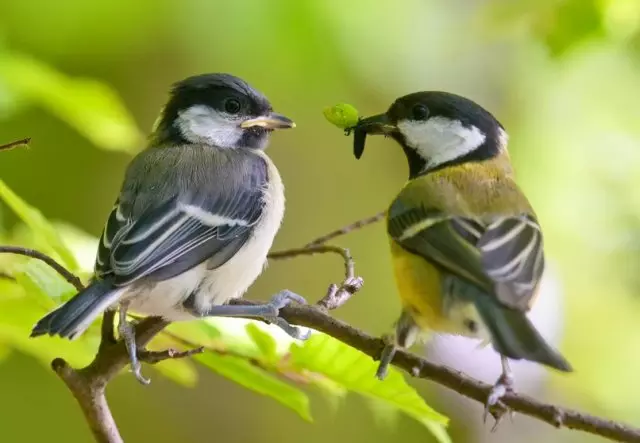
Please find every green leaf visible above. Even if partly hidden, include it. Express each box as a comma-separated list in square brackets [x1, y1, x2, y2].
[199, 317, 300, 358]
[0, 342, 13, 364]
[196, 351, 311, 422]
[290, 334, 449, 440]
[0, 52, 142, 152]
[0, 179, 78, 269]
[152, 358, 198, 388]
[418, 420, 451, 443]
[366, 397, 401, 429]
[14, 258, 76, 304]
[323, 103, 360, 129]
[245, 322, 278, 364]
[52, 222, 99, 275]
[0, 297, 98, 367]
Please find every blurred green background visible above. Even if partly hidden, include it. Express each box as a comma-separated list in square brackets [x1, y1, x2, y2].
[2, 0, 640, 442]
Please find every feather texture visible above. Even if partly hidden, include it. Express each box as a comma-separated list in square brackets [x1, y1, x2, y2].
[387, 157, 544, 311]
[95, 144, 268, 288]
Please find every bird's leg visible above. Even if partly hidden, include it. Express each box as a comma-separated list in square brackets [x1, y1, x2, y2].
[376, 309, 419, 380]
[118, 302, 150, 385]
[376, 334, 398, 380]
[184, 290, 310, 340]
[484, 355, 514, 424]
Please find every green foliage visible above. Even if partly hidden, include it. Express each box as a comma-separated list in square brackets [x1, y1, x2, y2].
[290, 334, 450, 441]
[0, 178, 448, 440]
[197, 351, 312, 422]
[0, 179, 78, 269]
[0, 52, 142, 152]
[14, 258, 76, 305]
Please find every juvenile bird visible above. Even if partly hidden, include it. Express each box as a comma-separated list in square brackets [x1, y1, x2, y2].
[31, 73, 305, 383]
[352, 91, 572, 409]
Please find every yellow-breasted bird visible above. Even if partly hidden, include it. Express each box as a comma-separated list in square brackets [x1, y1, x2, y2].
[351, 91, 572, 407]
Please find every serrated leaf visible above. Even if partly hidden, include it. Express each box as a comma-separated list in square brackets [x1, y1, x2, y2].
[245, 322, 278, 364]
[200, 317, 299, 358]
[14, 258, 76, 304]
[196, 351, 311, 422]
[152, 358, 198, 388]
[0, 179, 78, 269]
[290, 334, 449, 440]
[419, 420, 451, 443]
[0, 52, 142, 152]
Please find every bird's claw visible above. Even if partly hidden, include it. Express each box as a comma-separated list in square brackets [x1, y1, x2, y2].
[130, 360, 151, 385]
[265, 290, 307, 314]
[118, 305, 150, 385]
[483, 371, 514, 426]
[264, 315, 311, 341]
[263, 290, 310, 340]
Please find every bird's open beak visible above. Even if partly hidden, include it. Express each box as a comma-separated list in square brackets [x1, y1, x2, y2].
[241, 113, 296, 130]
[352, 113, 396, 159]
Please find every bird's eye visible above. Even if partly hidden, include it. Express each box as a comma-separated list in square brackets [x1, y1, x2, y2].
[224, 98, 242, 114]
[412, 104, 429, 121]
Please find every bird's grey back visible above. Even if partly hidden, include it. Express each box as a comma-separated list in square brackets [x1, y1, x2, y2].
[119, 144, 268, 218]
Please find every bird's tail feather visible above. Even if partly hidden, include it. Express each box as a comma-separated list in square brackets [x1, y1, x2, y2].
[30, 278, 121, 340]
[473, 296, 572, 372]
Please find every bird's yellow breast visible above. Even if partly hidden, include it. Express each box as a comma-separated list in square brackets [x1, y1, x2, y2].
[389, 240, 481, 336]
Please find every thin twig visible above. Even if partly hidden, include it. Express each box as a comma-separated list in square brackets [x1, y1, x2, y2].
[138, 347, 205, 364]
[269, 244, 363, 310]
[4, 222, 639, 442]
[0, 246, 84, 291]
[0, 138, 31, 152]
[304, 211, 386, 246]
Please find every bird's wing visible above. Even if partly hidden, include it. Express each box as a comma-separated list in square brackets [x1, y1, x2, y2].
[387, 199, 544, 311]
[95, 158, 268, 287]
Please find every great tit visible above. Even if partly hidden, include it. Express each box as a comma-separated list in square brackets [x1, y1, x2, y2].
[31, 73, 305, 383]
[352, 91, 572, 407]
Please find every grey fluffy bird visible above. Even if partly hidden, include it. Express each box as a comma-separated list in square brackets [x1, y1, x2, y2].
[31, 73, 306, 383]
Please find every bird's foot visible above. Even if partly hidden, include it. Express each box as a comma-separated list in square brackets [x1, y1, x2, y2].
[375, 334, 397, 380]
[483, 357, 515, 430]
[259, 290, 311, 340]
[187, 290, 310, 341]
[118, 307, 150, 385]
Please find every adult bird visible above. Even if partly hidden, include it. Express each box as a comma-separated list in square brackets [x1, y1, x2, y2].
[31, 73, 305, 383]
[351, 91, 572, 408]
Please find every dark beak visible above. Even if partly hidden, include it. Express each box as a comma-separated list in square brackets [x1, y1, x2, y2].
[356, 113, 396, 135]
[241, 112, 296, 130]
[352, 113, 396, 159]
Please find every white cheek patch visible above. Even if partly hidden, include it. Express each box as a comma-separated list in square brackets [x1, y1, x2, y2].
[397, 117, 486, 168]
[176, 105, 243, 148]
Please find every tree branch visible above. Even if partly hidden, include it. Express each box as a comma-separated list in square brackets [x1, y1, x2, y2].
[266, 303, 640, 443]
[268, 244, 363, 310]
[3, 215, 638, 442]
[304, 211, 385, 246]
[0, 246, 84, 291]
[0, 138, 31, 152]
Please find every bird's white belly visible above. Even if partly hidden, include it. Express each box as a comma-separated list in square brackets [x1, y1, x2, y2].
[121, 151, 285, 321]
